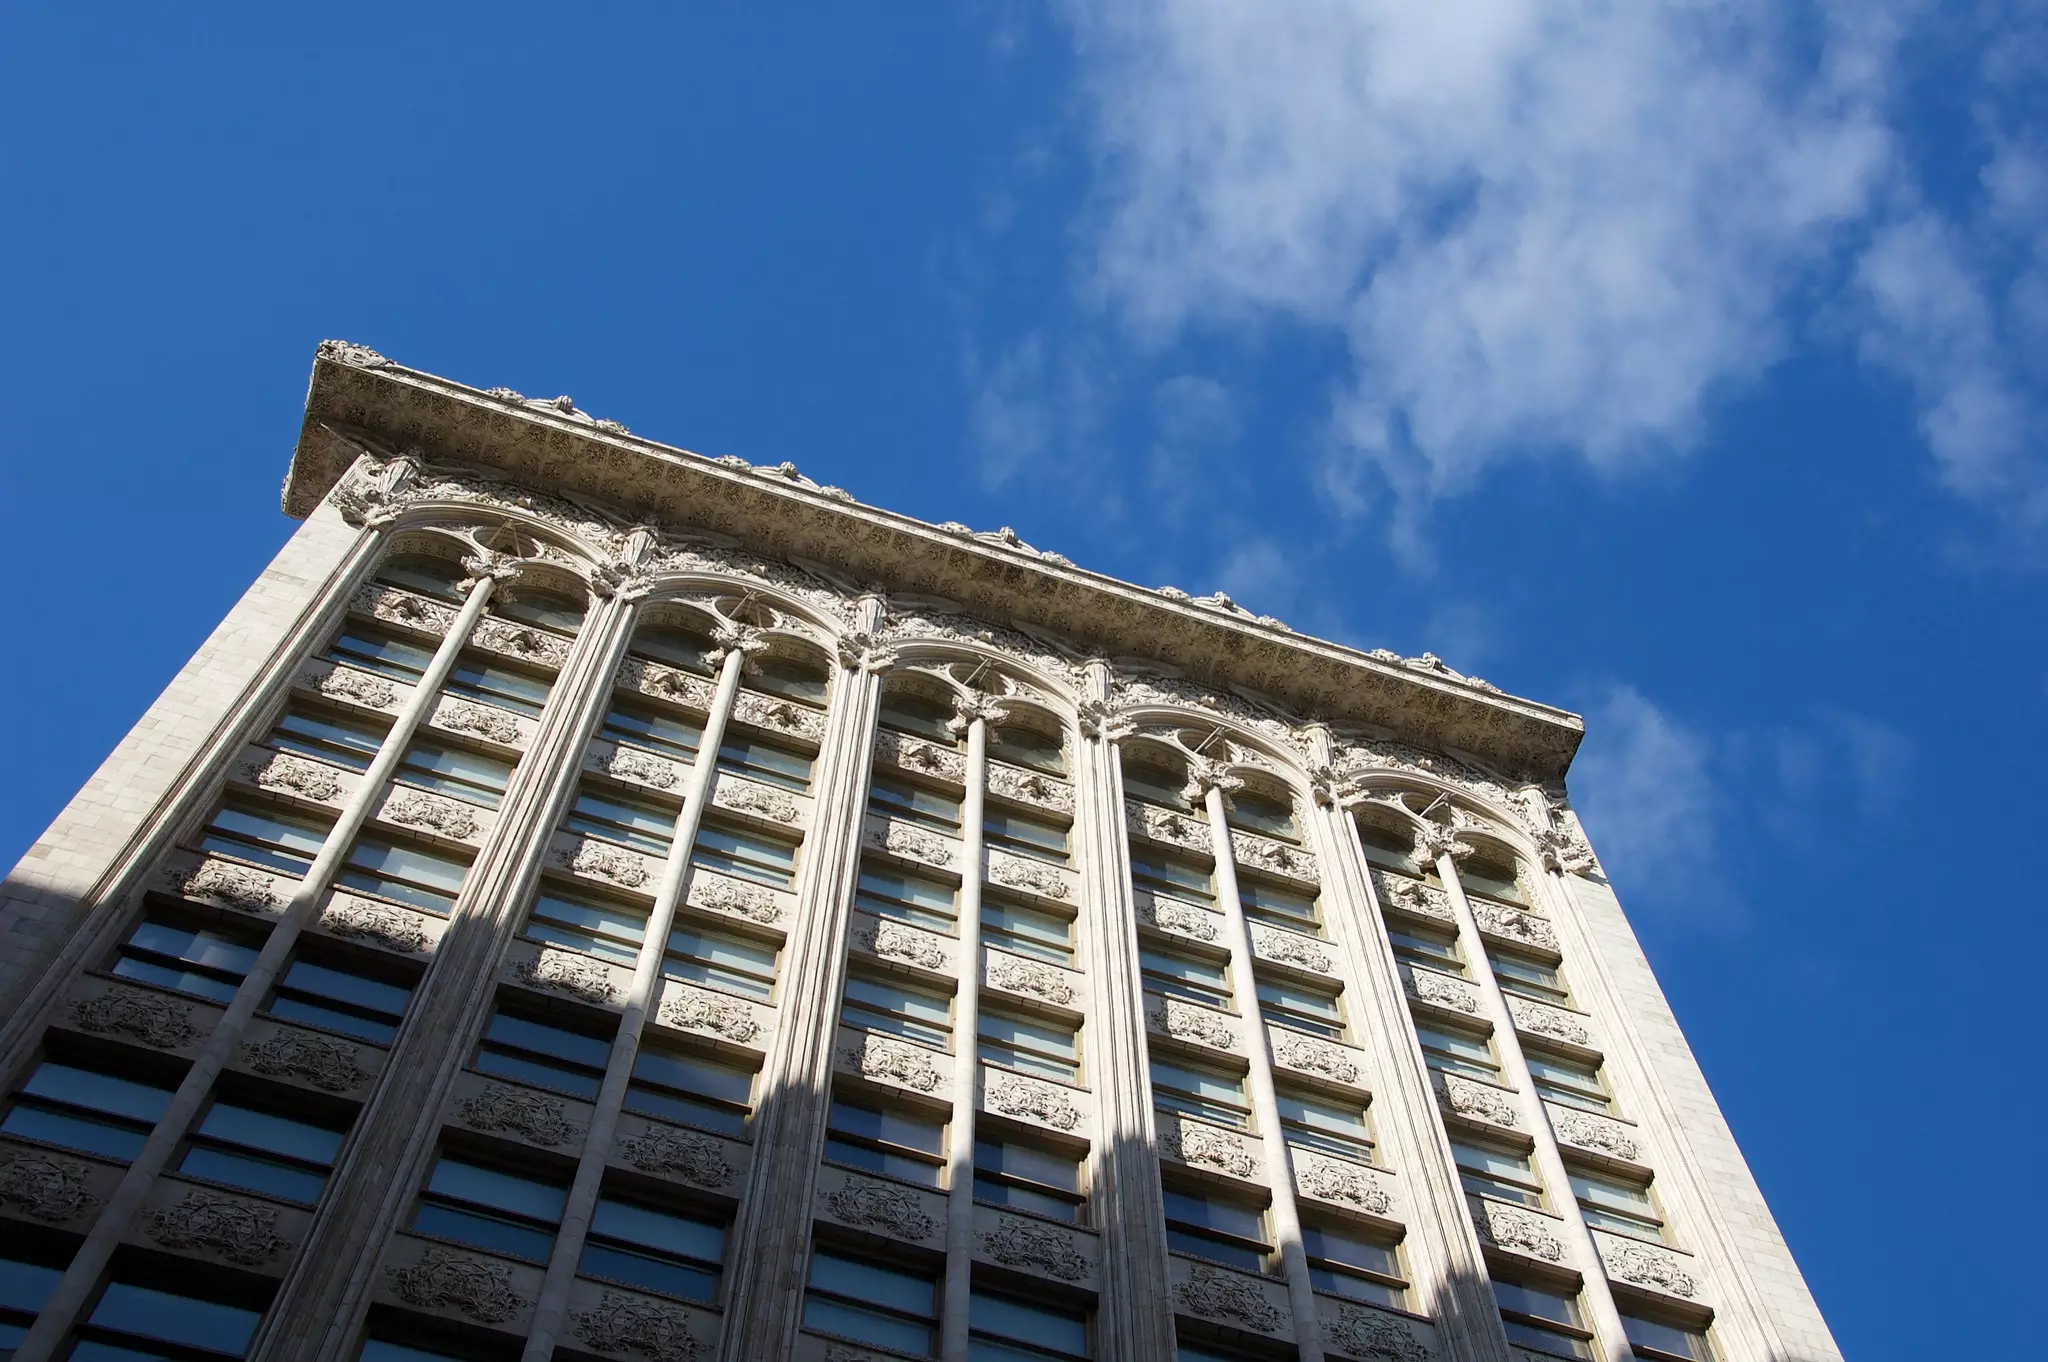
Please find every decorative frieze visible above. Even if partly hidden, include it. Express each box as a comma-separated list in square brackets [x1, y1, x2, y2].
[714, 779, 802, 825]
[70, 988, 201, 1049]
[1294, 1151, 1394, 1216]
[175, 860, 283, 913]
[1230, 830, 1317, 882]
[985, 954, 1076, 1007]
[864, 820, 954, 868]
[1599, 1236, 1698, 1298]
[1470, 898, 1558, 952]
[387, 1247, 524, 1324]
[1323, 1304, 1433, 1361]
[1159, 1116, 1261, 1179]
[0, 1148, 102, 1221]
[658, 986, 763, 1045]
[1125, 800, 1209, 852]
[987, 762, 1073, 814]
[1251, 923, 1333, 974]
[616, 657, 716, 713]
[457, 1083, 580, 1147]
[144, 1188, 291, 1265]
[842, 1035, 944, 1093]
[979, 1214, 1088, 1281]
[602, 745, 681, 790]
[1369, 870, 1453, 922]
[1471, 1199, 1565, 1262]
[382, 789, 481, 841]
[321, 898, 430, 954]
[1136, 893, 1221, 942]
[1434, 1073, 1520, 1129]
[312, 664, 399, 711]
[731, 691, 826, 741]
[824, 1177, 938, 1242]
[242, 753, 344, 804]
[618, 1125, 735, 1188]
[242, 1030, 369, 1093]
[687, 873, 781, 924]
[1270, 1031, 1363, 1086]
[1549, 1106, 1643, 1164]
[1175, 1262, 1286, 1333]
[558, 837, 654, 890]
[437, 699, 524, 746]
[855, 920, 950, 973]
[984, 1072, 1082, 1131]
[470, 616, 571, 668]
[1146, 996, 1237, 1052]
[354, 584, 456, 636]
[1404, 968, 1480, 1015]
[1507, 995, 1593, 1048]
[573, 1289, 704, 1362]
[873, 730, 966, 782]
[517, 949, 620, 1005]
[987, 852, 1070, 901]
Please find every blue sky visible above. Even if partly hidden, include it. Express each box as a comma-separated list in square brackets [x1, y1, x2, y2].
[3, 6, 2042, 1355]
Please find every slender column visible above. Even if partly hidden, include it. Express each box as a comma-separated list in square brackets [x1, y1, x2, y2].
[521, 643, 750, 1361]
[1073, 668, 1175, 1362]
[264, 562, 648, 1362]
[1437, 852, 1630, 1362]
[1196, 778, 1323, 1362]
[938, 705, 991, 1362]
[715, 597, 889, 1361]
[12, 566, 502, 1362]
[1304, 749, 1512, 1361]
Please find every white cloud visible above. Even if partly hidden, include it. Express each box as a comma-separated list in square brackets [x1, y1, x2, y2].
[965, 332, 1107, 492]
[1570, 685, 1721, 907]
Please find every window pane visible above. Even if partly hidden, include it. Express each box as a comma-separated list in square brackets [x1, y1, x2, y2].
[801, 1298, 933, 1356]
[591, 1198, 725, 1260]
[988, 727, 1064, 774]
[878, 693, 957, 743]
[272, 708, 388, 771]
[717, 737, 812, 792]
[809, 1252, 935, 1316]
[376, 557, 467, 601]
[197, 1103, 343, 1163]
[412, 1204, 555, 1262]
[178, 1147, 327, 1203]
[427, 1157, 566, 1221]
[126, 921, 261, 976]
[21, 1064, 173, 1124]
[87, 1283, 261, 1355]
[871, 779, 961, 828]
[748, 659, 828, 706]
[606, 704, 704, 762]
[830, 1100, 945, 1156]
[1162, 1187, 1266, 1241]
[0, 1254, 62, 1314]
[693, 825, 797, 888]
[568, 788, 677, 855]
[975, 1138, 1082, 1193]
[632, 626, 713, 675]
[485, 1012, 614, 1068]
[580, 1243, 718, 1303]
[1622, 1313, 1713, 1360]
[329, 627, 436, 681]
[1228, 793, 1297, 841]
[970, 1293, 1087, 1353]
[631, 1049, 753, 1106]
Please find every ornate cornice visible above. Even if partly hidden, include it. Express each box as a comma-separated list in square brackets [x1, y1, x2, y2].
[289, 344, 1584, 777]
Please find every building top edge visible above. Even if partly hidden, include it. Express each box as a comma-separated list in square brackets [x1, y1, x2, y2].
[285, 341, 1584, 780]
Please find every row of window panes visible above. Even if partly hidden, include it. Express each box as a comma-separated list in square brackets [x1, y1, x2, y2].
[200, 797, 476, 916]
[869, 778, 1071, 866]
[803, 1248, 1090, 1360]
[602, 700, 816, 793]
[631, 621, 830, 709]
[1491, 1275, 1722, 1362]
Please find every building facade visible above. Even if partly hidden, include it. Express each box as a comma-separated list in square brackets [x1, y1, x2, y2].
[0, 342, 1841, 1362]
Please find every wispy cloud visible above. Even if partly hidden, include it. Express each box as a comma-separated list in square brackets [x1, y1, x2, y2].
[1572, 685, 1724, 914]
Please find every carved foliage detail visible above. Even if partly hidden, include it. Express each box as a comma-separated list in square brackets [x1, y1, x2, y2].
[573, 1291, 703, 1362]
[605, 746, 679, 789]
[987, 764, 1072, 813]
[1161, 1120, 1260, 1179]
[985, 1073, 1082, 1130]
[243, 1031, 368, 1092]
[716, 780, 800, 824]
[857, 921, 949, 973]
[690, 875, 780, 924]
[659, 988, 761, 1044]
[843, 1036, 943, 1093]
[1271, 1032, 1361, 1085]
[1550, 1108, 1642, 1163]
[1471, 899, 1558, 951]
[1371, 871, 1453, 922]
[0, 1149, 101, 1221]
[1436, 1074, 1519, 1128]
[1406, 970, 1479, 1015]
[1253, 925, 1333, 973]
[1508, 996, 1592, 1048]
[988, 855, 1069, 900]
[568, 840, 652, 889]
[620, 1127, 734, 1187]
[439, 700, 523, 745]
[316, 667, 398, 709]
[322, 899, 429, 953]
[1146, 997, 1236, 1051]
[875, 731, 965, 781]
[825, 1179, 937, 1241]
[71, 990, 200, 1049]
[1126, 801, 1208, 852]
[177, 861, 281, 912]
[1231, 831, 1316, 881]
[383, 790, 481, 840]
[386, 1248, 523, 1323]
[1176, 1263, 1285, 1332]
[1472, 1201, 1565, 1262]
[458, 1084, 579, 1147]
[1602, 1240, 1698, 1298]
[1296, 1153, 1392, 1215]
[144, 1190, 291, 1264]
[518, 949, 618, 1004]
[1137, 896, 1220, 942]
[1327, 1307, 1433, 1361]
[980, 1215, 1087, 1281]
[246, 754, 342, 803]
[867, 821, 953, 867]
[987, 956, 1075, 1006]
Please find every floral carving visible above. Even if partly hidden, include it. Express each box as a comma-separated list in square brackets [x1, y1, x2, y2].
[1183, 757, 1245, 803]
[518, 949, 618, 1004]
[1472, 1201, 1565, 1262]
[573, 1291, 702, 1362]
[986, 956, 1074, 1006]
[439, 700, 523, 745]
[246, 754, 342, 803]
[1406, 970, 1478, 1015]
[1508, 996, 1592, 1048]
[980, 1215, 1087, 1281]
[716, 780, 800, 824]
[383, 789, 481, 840]
[1176, 1263, 1284, 1332]
[71, 990, 200, 1049]
[317, 667, 398, 709]
[690, 875, 779, 923]
[1253, 925, 1332, 973]
[620, 1126, 734, 1187]
[0, 1149, 101, 1221]
[843, 1035, 943, 1092]
[617, 657, 715, 711]
[1147, 997, 1236, 1051]
[568, 840, 652, 889]
[1161, 1120, 1259, 1179]
[1271, 1031, 1361, 1085]
[987, 764, 1072, 813]
[1550, 1108, 1641, 1163]
[604, 745, 679, 789]
[732, 691, 825, 740]
[825, 1179, 938, 1241]
[177, 861, 281, 911]
[1231, 831, 1316, 880]
[318, 338, 390, 367]
[1327, 1306, 1432, 1361]
[985, 1073, 1081, 1130]
[835, 631, 899, 674]
[356, 584, 456, 635]
[1126, 800, 1208, 851]
[242, 1031, 368, 1092]
[471, 616, 569, 666]
[1075, 698, 1131, 741]
[1371, 871, 1453, 922]
[1137, 895, 1219, 942]
[1296, 1153, 1392, 1215]
[659, 988, 761, 1044]
[1602, 1240, 1697, 1298]
[1534, 824, 1599, 877]
[322, 898, 429, 953]
[857, 921, 948, 972]
[988, 855, 1068, 900]
[144, 1189, 290, 1264]
[1471, 900, 1558, 951]
[1436, 1074, 1519, 1128]
[458, 1084, 579, 1147]
[386, 1248, 523, 1324]
[875, 730, 965, 780]
[867, 821, 953, 867]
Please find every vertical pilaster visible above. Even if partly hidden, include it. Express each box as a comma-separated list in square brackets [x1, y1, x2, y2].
[1073, 667, 1176, 1362]
[937, 706, 991, 1362]
[10, 555, 500, 1362]
[715, 596, 888, 1362]
[1196, 778, 1324, 1362]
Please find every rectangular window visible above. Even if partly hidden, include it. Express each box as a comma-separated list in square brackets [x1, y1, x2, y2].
[326, 624, 436, 684]
[1162, 1183, 1271, 1273]
[968, 1290, 1090, 1360]
[2, 1060, 175, 1163]
[474, 1006, 615, 1102]
[973, 1135, 1084, 1223]
[199, 799, 333, 877]
[446, 654, 552, 717]
[977, 1010, 1079, 1083]
[1140, 946, 1231, 1009]
[803, 1250, 938, 1358]
[413, 1153, 567, 1262]
[692, 822, 798, 890]
[980, 895, 1073, 965]
[869, 777, 962, 832]
[111, 914, 263, 1003]
[1452, 1138, 1546, 1208]
[567, 783, 679, 857]
[269, 704, 388, 772]
[626, 1045, 754, 1138]
[265, 952, 414, 1044]
[1150, 1058, 1250, 1130]
[0, 1251, 62, 1355]
[1302, 1222, 1408, 1309]
[340, 836, 472, 915]
[1495, 1279, 1596, 1360]
[525, 886, 649, 966]
[982, 808, 1069, 865]
[580, 1195, 726, 1303]
[1237, 878, 1322, 935]
[1490, 948, 1571, 1006]
[665, 923, 778, 1002]
[987, 726, 1065, 776]
[717, 734, 812, 793]
[1414, 1021, 1501, 1082]
[1276, 1088, 1374, 1163]
[1570, 1168, 1666, 1240]
[1621, 1309, 1715, 1361]
[1388, 924, 1466, 977]
[856, 863, 957, 934]
[878, 692, 959, 744]
[77, 1277, 264, 1361]
[1256, 976, 1346, 1039]
[604, 702, 704, 764]
[826, 1095, 946, 1187]
[394, 738, 514, 808]
[1356, 820, 1424, 875]
[178, 1097, 346, 1203]
[1526, 1050, 1613, 1114]
[842, 975, 952, 1049]
[1130, 850, 1214, 907]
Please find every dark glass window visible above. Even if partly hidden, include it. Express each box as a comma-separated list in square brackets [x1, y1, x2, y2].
[412, 1154, 567, 1262]
[1495, 1279, 1595, 1360]
[1148, 1058, 1249, 1130]
[977, 1010, 1079, 1083]
[340, 836, 471, 915]
[1526, 1049, 1613, 1114]
[878, 692, 957, 745]
[375, 555, 467, 602]
[625, 1045, 753, 1138]
[691, 822, 797, 890]
[1256, 975, 1345, 1039]
[869, 778, 961, 832]
[987, 725, 1065, 775]
[1162, 1183, 1271, 1273]
[178, 1098, 346, 1203]
[983, 808, 1069, 865]
[1491, 949, 1571, 1006]
[1130, 850, 1213, 907]
[1571, 1168, 1665, 1239]
[716, 735, 812, 792]
[198, 800, 332, 877]
[856, 863, 957, 934]
[842, 975, 951, 1049]
[446, 656, 552, 718]
[3, 1060, 176, 1163]
[493, 589, 584, 634]
[567, 784, 679, 857]
[1227, 791, 1298, 843]
[111, 915, 262, 1003]
[747, 658, 829, 707]
[968, 1290, 1090, 1360]
[474, 1006, 615, 1101]
[266, 953, 413, 1044]
[1452, 1138, 1546, 1208]
[604, 702, 704, 764]
[1621, 1309, 1715, 1361]
[1390, 924, 1466, 978]
[1277, 1088, 1374, 1163]
[1237, 877, 1321, 935]
[0, 1250, 63, 1355]
[973, 1136, 1083, 1223]
[1120, 759, 1189, 809]
[1355, 818, 1424, 875]
[1302, 1221, 1408, 1309]
[268, 705, 388, 773]
[1140, 945, 1230, 1008]
[394, 739, 514, 808]
[980, 895, 1072, 965]
[826, 1096, 945, 1187]
[579, 1196, 725, 1303]
[665, 923, 777, 1002]
[631, 625, 714, 676]
[75, 1278, 265, 1361]
[525, 887, 648, 966]
[1414, 1021, 1500, 1082]
[802, 1251, 937, 1357]
[325, 625, 436, 685]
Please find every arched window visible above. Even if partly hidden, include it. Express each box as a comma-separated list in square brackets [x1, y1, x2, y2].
[1460, 855, 1526, 904]
[630, 623, 715, 676]
[494, 587, 587, 634]
[1121, 750, 1190, 809]
[878, 688, 958, 746]
[1228, 789, 1299, 843]
[1354, 810, 1427, 878]
[375, 554, 467, 602]
[750, 654, 830, 707]
[987, 722, 1065, 775]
